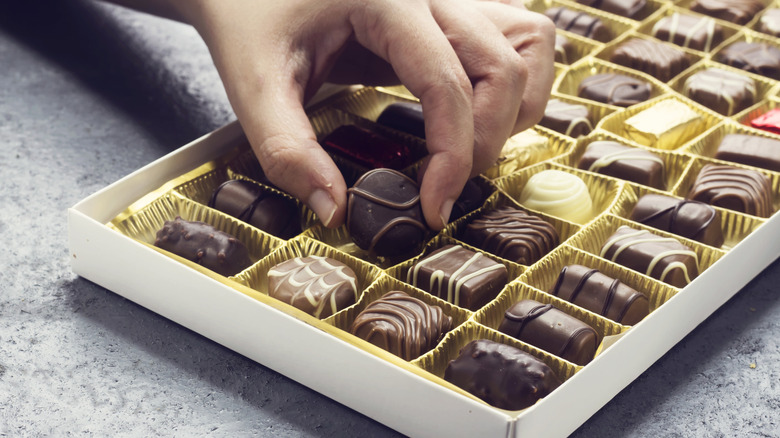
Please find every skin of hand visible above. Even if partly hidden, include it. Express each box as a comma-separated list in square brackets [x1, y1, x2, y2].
[105, 0, 556, 230]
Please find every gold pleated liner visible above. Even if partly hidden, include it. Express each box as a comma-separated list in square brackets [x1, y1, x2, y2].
[328, 86, 420, 125]
[555, 30, 605, 66]
[483, 126, 576, 180]
[492, 161, 625, 228]
[736, 100, 780, 140]
[711, 29, 780, 84]
[674, 156, 780, 217]
[524, 0, 640, 32]
[684, 119, 780, 168]
[610, 183, 767, 250]
[565, 213, 725, 289]
[599, 94, 721, 151]
[374, 85, 416, 101]
[635, 5, 743, 56]
[676, 0, 774, 29]
[558, 129, 691, 192]
[554, 58, 671, 105]
[543, 92, 618, 137]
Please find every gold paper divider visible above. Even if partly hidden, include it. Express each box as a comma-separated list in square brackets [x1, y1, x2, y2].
[554, 57, 670, 104]
[598, 94, 721, 151]
[524, 0, 638, 33]
[560, 129, 691, 192]
[483, 126, 575, 180]
[635, 5, 742, 55]
[492, 161, 625, 227]
[711, 29, 780, 82]
[374, 85, 416, 100]
[683, 119, 780, 173]
[554, 30, 605, 66]
[675, 0, 774, 28]
[736, 99, 780, 139]
[541, 92, 617, 137]
[329, 86, 420, 124]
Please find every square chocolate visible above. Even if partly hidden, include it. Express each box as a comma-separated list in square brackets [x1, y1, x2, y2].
[682, 68, 756, 116]
[715, 134, 780, 173]
[577, 140, 665, 189]
[610, 38, 690, 82]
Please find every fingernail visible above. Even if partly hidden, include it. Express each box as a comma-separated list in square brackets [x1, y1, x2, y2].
[308, 189, 337, 227]
[439, 198, 455, 229]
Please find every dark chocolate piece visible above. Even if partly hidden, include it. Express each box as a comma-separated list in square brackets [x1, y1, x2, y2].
[691, 0, 765, 26]
[554, 34, 574, 64]
[322, 124, 417, 170]
[539, 99, 593, 137]
[550, 265, 649, 326]
[444, 339, 561, 411]
[687, 164, 773, 218]
[376, 101, 425, 139]
[750, 109, 780, 136]
[578, 73, 652, 107]
[462, 207, 559, 265]
[682, 68, 756, 116]
[759, 8, 780, 37]
[600, 225, 699, 288]
[651, 13, 723, 53]
[718, 42, 780, 81]
[630, 194, 724, 247]
[576, 0, 646, 19]
[544, 7, 612, 42]
[609, 38, 690, 83]
[715, 134, 780, 173]
[350, 290, 452, 361]
[154, 217, 251, 276]
[346, 168, 428, 257]
[407, 244, 508, 311]
[209, 179, 300, 239]
[448, 178, 486, 222]
[498, 299, 598, 366]
[577, 141, 665, 189]
[268, 256, 358, 319]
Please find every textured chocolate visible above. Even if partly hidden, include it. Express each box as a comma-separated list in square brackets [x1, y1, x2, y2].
[444, 339, 561, 411]
[322, 124, 416, 170]
[539, 99, 593, 137]
[609, 38, 690, 83]
[750, 108, 780, 136]
[682, 68, 756, 116]
[550, 265, 649, 326]
[154, 217, 251, 276]
[718, 42, 780, 81]
[376, 102, 425, 139]
[577, 73, 652, 107]
[499, 299, 598, 366]
[577, 141, 665, 189]
[691, 0, 765, 26]
[600, 225, 699, 288]
[687, 164, 773, 218]
[651, 13, 722, 53]
[462, 206, 559, 265]
[576, 0, 646, 20]
[759, 8, 780, 37]
[715, 134, 780, 173]
[268, 256, 358, 319]
[518, 170, 594, 224]
[554, 34, 574, 64]
[448, 178, 486, 222]
[545, 7, 611, 42]
[350, 290, 452, 361]
[630, 194, 724, 247]
[407, 244, 508, 310]
[346, 168, 428, 257]
[209, 179, 300, 239]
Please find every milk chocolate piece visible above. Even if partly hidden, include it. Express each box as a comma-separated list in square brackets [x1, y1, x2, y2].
[518, 170, 594, 224]
[545, 7, 611, 42]
[351, 291, 452, 361]
[576, 0, 646, 20]
[499, 299, 598, 365]
[554, 34, 575, 64]
[407, 244, 508, 310]
[154, 217, 251, 277]
[630, 194, 724, 247]
[718, 42, 780, 81]
[609, 38, 690, 82]
[691, 0, 765, 26]
[448, 178, 487, 222]
[550, 265, 649, 325]
[268, 256, 358, 319]
[322, 124, 417, 170]
[462, 207, 559, 265]
[209, 179, 300, 239]
[600, 225, 699, 288]
[651, 13, 722, 53]
[539, 99, 593, 137]
[623, 99, 703, 149]
[682, 68, 756, 116]
[687, 164, 773, 218]
[346, 168, 428, 257]
[715, 134, 780, 173]
[578, 73, 652, 107]
[376, 102, 425, 139]
[759, 8, 780, 37]
[577, 141, 665, 189]
[444, 339, 561, 411]
[750, 109, 780, 136]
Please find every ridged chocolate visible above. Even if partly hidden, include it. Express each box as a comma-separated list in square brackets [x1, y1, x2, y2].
[154, 217, 251, 277]
[350, 290, 452, 361]
[610, 38, 690, 83]
[651, 13, 722, 53]
[462, 207, 559, 265]
[691, 0, 765, 25]
[539, 99, 593, 137]
[576, 0, 646, 19]
[600, 225, 699, 288]
[550, 265, 649, 326]
[687, 164, 773, 218]
[322, 124, 417, 170]
[407, 245, 508, 310]
[578, 73, 652, 107]
[268, 256, 358, 319]
[715, 134, 780, 173]
[718, 42, 780, 81]
[209, 179, 300, 239]
[577, 141, 665, 189]
[683, 68, 756, 116]
[630, 194, 724, 247]
[498, 299, 598, 366]
[545, 7, 611, 42]
[376, 102, 425, 139]
[444, 339, 561, 411]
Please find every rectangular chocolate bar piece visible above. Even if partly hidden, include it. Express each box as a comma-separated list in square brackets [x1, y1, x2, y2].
[715, 134, 780, 173]
[651, 13, 722, 52]
[609, 38, 690, 83]
[629, 194, 724, 247]
[577, 141, 665, 189]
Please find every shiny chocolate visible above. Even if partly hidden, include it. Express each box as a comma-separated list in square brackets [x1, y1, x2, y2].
[687, 164, 773, 218]
[718, 42, 780, 81]
[577, 73, 652, 107]
[448, 178, 487, 222]
[577, 141, 665, 189]
[691, 0, 765, 25]
[209, 179, 300, 239]
[539, 99, 593, 137]
[322, 124, 416, 170]
[630, 194, 724, 247]
[651, 13, 722, 53]
[554, 34, 574, 64]
[610, 38, 690, 83]
[759, 8, 780, 37]
[518, 170, 594, 224]
[545, 7, 611, 42]
[376, 101, 425, 139]
[715, 134, 780, 173]
[683, 68, 756, 116]
[623, 99, 702, 149]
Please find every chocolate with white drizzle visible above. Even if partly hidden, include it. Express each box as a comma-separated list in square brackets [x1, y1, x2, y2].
[600, 225, 699, 288]
[498, 299, 598, 366]
[630, 194, 723, 247]
[578, 73, 652, 107]
[539, 99, 593, 137]
[687, 164, 773, 218]
[578, 141, 665, 189]
[268, 256, 358, 319]
[683, 68, 756, 116]
[550, 264, 649, 326]
[651, 13, 722, 52]
[407, 244, 508, 311]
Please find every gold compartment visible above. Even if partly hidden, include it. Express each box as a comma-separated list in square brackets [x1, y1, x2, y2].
[483, 126, 575, 180]
[554, 57, 670, 105]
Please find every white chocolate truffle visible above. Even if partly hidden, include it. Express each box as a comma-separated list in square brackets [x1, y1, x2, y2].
[518, 170, 594, 224]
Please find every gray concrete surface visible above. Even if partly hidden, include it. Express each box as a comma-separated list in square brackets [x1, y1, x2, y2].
[0, 1, 778, 436]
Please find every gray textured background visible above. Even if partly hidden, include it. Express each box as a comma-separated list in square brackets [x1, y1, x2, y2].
[0, 1, 778, 436]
